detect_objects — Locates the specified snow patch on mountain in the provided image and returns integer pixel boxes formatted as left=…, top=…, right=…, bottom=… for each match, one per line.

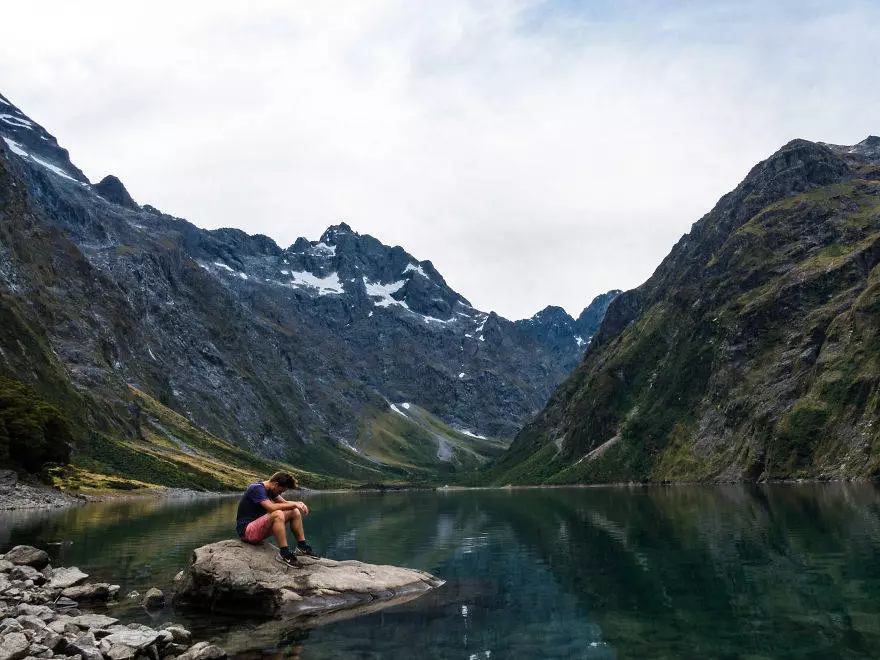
left=0, top=114, right=33, bottom=129
left=287, top=270, right=345, bottom=294
left=2, top=136, right=27, bottom=157
left=422, top=314, right=455, bottom=324
left=404, top=263, right=428, bottom=278
left=364, top=277, right=407, bottom=308
left=310, top=242, right=336, bottom=256
left=2, top=137, right=79, bottom=182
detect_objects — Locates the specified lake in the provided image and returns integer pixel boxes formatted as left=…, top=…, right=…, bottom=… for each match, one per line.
left=2, top=484, right=880, bottom=659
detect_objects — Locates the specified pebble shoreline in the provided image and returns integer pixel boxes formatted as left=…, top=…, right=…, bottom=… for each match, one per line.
left=0, top=545, right=226, bottom=660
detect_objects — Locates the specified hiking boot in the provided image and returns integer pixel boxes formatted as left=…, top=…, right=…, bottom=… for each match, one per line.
left=294, top=543, right=318, bottom=558
left=275, top=552, right=300, bottom=568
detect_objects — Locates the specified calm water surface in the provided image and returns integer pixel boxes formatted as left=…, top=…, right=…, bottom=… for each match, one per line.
left=3, top=484, right=880, bottom=659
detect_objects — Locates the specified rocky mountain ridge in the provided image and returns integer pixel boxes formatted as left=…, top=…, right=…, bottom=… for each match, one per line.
left=0, top=91, right=617, bottom=484
left=494, top=135, right=880, bottom=484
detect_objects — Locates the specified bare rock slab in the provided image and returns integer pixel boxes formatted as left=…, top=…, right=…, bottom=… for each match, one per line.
left=175, top=540, right=443, bottom=618
left=48, top=568, right=88, bottom=590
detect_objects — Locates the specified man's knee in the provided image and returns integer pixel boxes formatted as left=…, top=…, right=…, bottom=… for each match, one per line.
left=269, top=510, right=285, bottom=523
left=285, top=509, right=302, bottom=522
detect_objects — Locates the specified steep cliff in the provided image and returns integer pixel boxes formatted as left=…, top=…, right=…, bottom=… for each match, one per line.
left=495, top=137, right=880, bottom=484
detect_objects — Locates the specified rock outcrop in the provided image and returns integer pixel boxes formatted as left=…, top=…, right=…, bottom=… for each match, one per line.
left=175, top=540, right=443, bottom=619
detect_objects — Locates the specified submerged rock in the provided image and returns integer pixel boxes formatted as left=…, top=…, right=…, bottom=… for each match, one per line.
left=141, top=588, right=165, bottom=610
left=175, top=540, right=443, bottom=619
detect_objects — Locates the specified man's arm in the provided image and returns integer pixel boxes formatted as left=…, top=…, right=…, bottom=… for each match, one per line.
left=260, top=496, right=309, bottom=515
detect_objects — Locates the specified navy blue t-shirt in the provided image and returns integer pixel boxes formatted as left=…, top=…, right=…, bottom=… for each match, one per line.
left=235, top=482, right=270, bottom=537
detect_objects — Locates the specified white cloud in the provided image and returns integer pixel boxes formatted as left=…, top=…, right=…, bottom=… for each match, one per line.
left=1, top=0, right=878, bottom=319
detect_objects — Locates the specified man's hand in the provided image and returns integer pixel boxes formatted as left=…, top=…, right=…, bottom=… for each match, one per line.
left=261, top=498, right=309, bottom=514
left=291, top=501, right=309, bottom=515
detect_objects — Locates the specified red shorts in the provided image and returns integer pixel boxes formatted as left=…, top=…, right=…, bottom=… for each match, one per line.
left=241, top=514, right=273, bottom=543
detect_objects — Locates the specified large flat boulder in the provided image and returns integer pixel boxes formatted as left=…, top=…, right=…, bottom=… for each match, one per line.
left=174, top=540, right=443, bottom=619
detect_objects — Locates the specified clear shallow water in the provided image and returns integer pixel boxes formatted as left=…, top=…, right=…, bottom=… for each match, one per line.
left=3, top=484, right=880, bottom=659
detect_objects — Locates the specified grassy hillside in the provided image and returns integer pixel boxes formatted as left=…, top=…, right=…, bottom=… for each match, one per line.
left=49, top=385, right=355, bottom=493
left=354, top=401, right=507, bottom=480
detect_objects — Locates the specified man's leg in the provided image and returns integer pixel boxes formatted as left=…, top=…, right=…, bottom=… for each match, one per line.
left=284, top=509, right=317, bottom=556
left=243, top=513, right=299, bottom=567
left=284, top=508, right=305, bottom=542
left=268, top=510, right=290, bottom=548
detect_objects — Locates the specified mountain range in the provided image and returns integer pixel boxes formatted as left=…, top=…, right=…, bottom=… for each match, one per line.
left=0, top=90, right=618, bottom=487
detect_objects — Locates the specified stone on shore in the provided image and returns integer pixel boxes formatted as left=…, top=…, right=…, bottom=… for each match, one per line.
left=62, top=584, right=119, bottom=602
left=0, top=631, right=29, bottom=660
left=175, top=641, right=226, bottom=660
left=0, top=544, right=229, bottom=660
left=68, top=615, right=119, bottom=630
left=4, top=547, right=50, bottom=570
left=158, top=625, right=191, bottom=646
left=175, top=540, right=444, bottom=619
left=9, top=565, right=45, bottom=585
left=49, top=568, right=89, bottom=590
left=101, top=629, right=159, bottom=650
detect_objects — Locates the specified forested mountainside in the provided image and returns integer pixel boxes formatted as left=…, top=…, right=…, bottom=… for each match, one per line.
left=0, top=91, right=616, bottom=487
left=494, top=136, right=880, bottom=484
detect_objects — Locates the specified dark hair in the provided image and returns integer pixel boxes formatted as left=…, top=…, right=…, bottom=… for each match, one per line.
left=268, top=471, right=298, bottom=490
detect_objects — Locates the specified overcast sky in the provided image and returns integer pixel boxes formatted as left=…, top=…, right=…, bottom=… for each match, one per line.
left=2, top=1, right=878, bottom=319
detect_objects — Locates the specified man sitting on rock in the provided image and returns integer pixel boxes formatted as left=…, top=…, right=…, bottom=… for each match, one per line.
left=235, top=471, right=316, bottom=567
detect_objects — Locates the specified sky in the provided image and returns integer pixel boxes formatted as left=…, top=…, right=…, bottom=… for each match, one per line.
left=1, top=1, right=878, bottom=319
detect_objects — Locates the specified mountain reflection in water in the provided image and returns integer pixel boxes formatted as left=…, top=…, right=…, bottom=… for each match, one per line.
left=3, top=483, right=880, bottom=658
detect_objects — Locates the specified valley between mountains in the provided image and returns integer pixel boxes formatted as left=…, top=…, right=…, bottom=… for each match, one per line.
left=1, top=88, right=878, bottom=491
left=0, top=90, right=616, bottom=490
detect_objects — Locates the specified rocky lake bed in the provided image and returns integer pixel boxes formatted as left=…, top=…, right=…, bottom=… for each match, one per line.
left=0, top=545, right=223, bottom=660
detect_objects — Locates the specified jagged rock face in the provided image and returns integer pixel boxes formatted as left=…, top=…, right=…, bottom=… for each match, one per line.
left=0, top=92, right=615, bottom=477
left=94, top=175, right=138, bottom=210
left=495, top=137, right=880, bottom=485
left=514, top=291, right=621, bottom=371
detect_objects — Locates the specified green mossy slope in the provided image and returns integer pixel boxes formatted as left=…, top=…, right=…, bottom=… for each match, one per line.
left=493, top=141, right=880, bottom=485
